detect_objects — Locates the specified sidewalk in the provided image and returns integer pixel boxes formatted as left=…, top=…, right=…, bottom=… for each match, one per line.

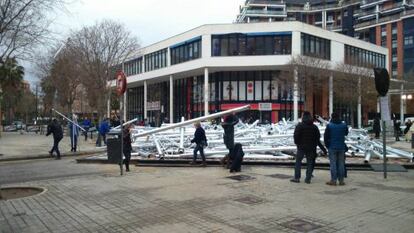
left=1, top=165, right=413, bottom=232
left=0, top=132, right=105, bottom=161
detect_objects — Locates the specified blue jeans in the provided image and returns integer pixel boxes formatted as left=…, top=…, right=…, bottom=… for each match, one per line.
left=294, top=149, right=315, bottom=181
left=193, top=144, right=205, bottom=162
left=328, top=149, right=345, bottom=182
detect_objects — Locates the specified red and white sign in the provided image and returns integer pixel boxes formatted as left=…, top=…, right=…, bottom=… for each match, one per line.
left=116, top=70, right=127, bottom=96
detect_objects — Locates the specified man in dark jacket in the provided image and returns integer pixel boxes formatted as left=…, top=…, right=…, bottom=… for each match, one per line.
left=291, top=111, right=321, bottom=184
left=221, top=114, right=239, bottom=167
left=373, top=116, right=381, bottom=139
left=46, top=119, right=63, bottom=160
left=324, top=112, right=349, bottom=186
left=122, top=124, right=133, bottom=172
left=393, top=119, right=401, bottom=141
left=190, top=122, right=207, bottom=166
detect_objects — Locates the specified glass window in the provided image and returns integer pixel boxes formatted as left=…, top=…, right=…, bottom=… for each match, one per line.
left=229, top=35, right=238, bottom=56
left=238, top=35, right=246, bottom=55
left=220, top=37, right=228, bottom=56
left=301, top=33, right=330, bottom=60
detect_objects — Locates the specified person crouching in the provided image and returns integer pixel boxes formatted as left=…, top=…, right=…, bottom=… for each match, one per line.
left=190, top=122, right=207, bottom=167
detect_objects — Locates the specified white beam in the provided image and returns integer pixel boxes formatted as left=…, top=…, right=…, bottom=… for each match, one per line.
left=170, top=75, right=174, bottom=123
left=293, top=68, right=299, bottom=122
left=144, top=80, right=148, bottom=119
left=204, top=67, right=209, bottom=116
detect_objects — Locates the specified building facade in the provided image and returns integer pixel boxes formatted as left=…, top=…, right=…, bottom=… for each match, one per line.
left=118, top=22, right=387, bottom=126
left=236, top=0, right=414, bottom=79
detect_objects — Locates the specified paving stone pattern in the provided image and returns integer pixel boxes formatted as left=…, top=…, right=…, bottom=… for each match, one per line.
left=1, top=166, right=414, bottom=233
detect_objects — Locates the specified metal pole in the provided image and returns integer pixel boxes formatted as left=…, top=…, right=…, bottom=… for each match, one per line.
left=400, top=84, right=404, bottom=123
left=170, top=75, right=173, bottom=123
left=120, top=96, right=123, bottom=176
left=382, top=120, right=387, bottom=179
left=357, top=77, right=362, bottom=129
left=329, top=74, right=333, bottom=117
left=52, top=109, right=86, bottom=132
left=204, top=68, right=209, bottom=116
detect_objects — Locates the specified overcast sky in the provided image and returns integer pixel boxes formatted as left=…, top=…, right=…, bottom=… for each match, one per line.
left=25, top=0, right=245, bottom=85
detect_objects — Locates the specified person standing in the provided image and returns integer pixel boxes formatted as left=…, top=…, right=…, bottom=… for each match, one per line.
left=69, top=114, right=79, bottom=152
left=46, top=119, right=63, bottom=160
left=393, top=119, right=401, bottom=141
left=220, top=114, right=238, bottom=167
left=290, top=111, right=321, bottom=184
left=122, top=124, right=133, bottom=172
left=82, top=117, right=91, bottom=141
left=324, top=112, right=349, bottom=186
left=373, top=116, right=381, bottom=139
left=190, top=122, right=207, bottom=167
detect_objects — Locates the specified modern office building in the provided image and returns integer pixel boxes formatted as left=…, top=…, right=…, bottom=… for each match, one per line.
left=118, top=22, right=387, bottom=126
left=236, top=0, right=414, bottom=79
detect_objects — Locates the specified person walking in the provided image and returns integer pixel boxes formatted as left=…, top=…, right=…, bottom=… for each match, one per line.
left=190, top=122, right=207, bottom=167
left=324, top=112, right=349, bottom=186
left=69, top=114, right=79, bottom=152
left=404, top=119, right=412, bottom=141
left=220, top=114, right=238, bottom=167
left=290, top=111, right=321, bottom=184
left=96, top=118, right=110, bottom=146
left=122, top=124, right=133, bottom=172
left=373, top=116, right=381, bottom=139
left=46, top=119, right=63, bottom=160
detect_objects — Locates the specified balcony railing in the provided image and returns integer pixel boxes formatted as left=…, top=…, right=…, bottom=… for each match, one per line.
left=355, top=8, right=414, bottom=29
left=245, top=9, right=287, bottom=16
left=286, top=0, right=360, bottom=11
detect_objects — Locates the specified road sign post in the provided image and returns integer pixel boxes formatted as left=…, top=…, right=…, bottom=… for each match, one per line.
left=116, top=71, right=127, bottom=176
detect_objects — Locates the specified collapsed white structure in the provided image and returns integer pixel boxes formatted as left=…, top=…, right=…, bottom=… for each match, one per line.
left=125, top=105, right=413, bottom=163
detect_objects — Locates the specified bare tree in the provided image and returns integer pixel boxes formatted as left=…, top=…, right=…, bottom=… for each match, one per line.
left=49, top=41, right=83, bottom=113
left=288, top=55, right=331, bottom=113
left=0, top=0, right=67, bottom=61
left=69, top=20, right=140, bottom=120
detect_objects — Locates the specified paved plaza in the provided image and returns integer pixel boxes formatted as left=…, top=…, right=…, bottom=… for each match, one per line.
left=1, top=157, right=413, bottom=233
left=0, top=132, right=104, bottom=161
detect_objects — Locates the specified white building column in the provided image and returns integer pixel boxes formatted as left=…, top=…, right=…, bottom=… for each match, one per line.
left=144, top=80, right=148, bottom=119
left=293, top=68, right=299, bottom=122
left=204, top=68, right=209, bottom=116
left=400, top=84, right=404, bottom=123
left=329, top=74, right=333, bottom=117
left=170, top=75, right=174, bottom=123
left=357, top=77, right=362, bottom=128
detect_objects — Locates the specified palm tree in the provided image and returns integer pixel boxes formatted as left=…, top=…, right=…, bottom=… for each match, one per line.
left=0, top=57, right=25, bottom=126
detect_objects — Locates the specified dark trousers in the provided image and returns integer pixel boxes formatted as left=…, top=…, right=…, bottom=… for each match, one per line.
left=83, top=128, right=89, bottom=141
left=375, top=131, right=380, bottom=139
left=70, top=135, right=78, bottom=151
left=123, top=150, right=131, bottom=171
left=193, top=144, right=205, bottom=162
left=96, top=133, right=107, bottom=146
left=294, top=149, right=315, bottom=181
left=50, top=137, right=62, bottom=158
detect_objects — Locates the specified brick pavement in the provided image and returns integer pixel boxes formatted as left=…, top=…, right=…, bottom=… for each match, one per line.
left=1, top=164, right=413, bottom=233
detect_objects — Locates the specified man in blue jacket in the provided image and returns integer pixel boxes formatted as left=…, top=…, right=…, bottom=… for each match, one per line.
left=96, top=118, right=110, bottom=146
left=324, top=112, right=349, bottom=186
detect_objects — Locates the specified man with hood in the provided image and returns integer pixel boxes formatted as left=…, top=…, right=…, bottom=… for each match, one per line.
left=291, top=111, right=320, bottom=184
left=324, top=112, right=349, bottom=186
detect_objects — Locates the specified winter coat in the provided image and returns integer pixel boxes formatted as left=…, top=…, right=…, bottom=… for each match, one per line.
left=191, top=127, right=207, bottom=145
left=293, top=119, right=321, bottom=152
left=324, top=119, right=349, bottom=150
left=99, top=120, right=110, bottom=135
left=46, top=121, right=63, bottom=140
left=123, top=128, right=132, bottom=152
left=82, top=119, right=91, bottom=129
left=373, top=118, right=381, bottom=133
left=69, top=121, right=79, bottom=137
left=222, top=115, right=238, bottom=150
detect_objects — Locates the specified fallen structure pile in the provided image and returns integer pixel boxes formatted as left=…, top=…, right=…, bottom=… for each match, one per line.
left=124, top=106, right=413, bottom=163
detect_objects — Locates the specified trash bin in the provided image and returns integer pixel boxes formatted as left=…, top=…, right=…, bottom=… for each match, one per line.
left=412, top=133, right=414, bottom=149
left=107, top=131, right=122, bottom=164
